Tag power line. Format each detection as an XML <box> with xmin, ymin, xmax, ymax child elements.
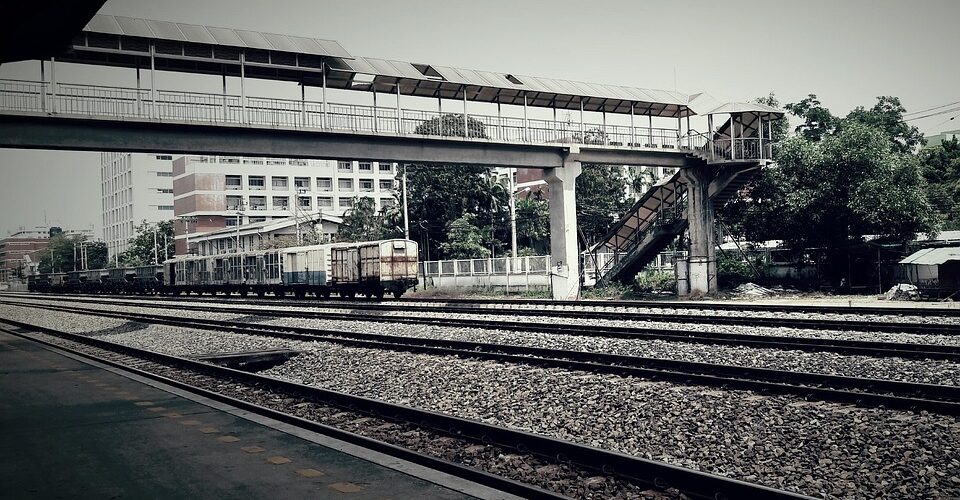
<box><xmin>904</xmin><ymin>100</ymin><xmax>960</xmax><ymax>117</ymax></box>
<box><xmin>905</xmin><ymin>106</ymin><xmax>960</xmax><ymax>122</ymax></box>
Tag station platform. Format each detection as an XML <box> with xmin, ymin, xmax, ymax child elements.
<box><xmin>0</xmin><ymin>330</ymin><xmax>512</xmax><ymax>500</ymax></box>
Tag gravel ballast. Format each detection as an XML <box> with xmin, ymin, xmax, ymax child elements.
<box><xmin>3</xmin><ymin>299</ymin><xmax>959</xmax><ymax>386</ymax></box>
<box><xmin>3</xmin><ymin>302</ymin><xmax>960</xmax><ymax>498</ymax></box>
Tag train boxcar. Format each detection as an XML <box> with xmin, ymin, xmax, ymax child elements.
<box><xmin>29</xmin><ymin>238</ymin><xmax>420</xmax><ymax>299</ymax></box>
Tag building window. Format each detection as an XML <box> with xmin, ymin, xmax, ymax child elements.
<box><xmin>249</xmin><ymin>176</ymin><xmax>266</xmax><ymax>190</ymax></box>
<box><xmin>317</xmin><ymin>196</ymin><xmax>333</xmax><ymax>208</ymax></box>
<box><xmin>249</xmin><ymin>216</ymin><xmax>267</xmax><ymax>223</ymax></box>
<box><xmin>289</xmin><ymin>159</ymin><xmax>308</xmax><ymax>166</ymax></box>
<box><xmin>272</xmin><ymin>196</ymin><xmax>289</xmax><ymax>210</ymax></box>
<box><xmin>381</xmin><ymin>198</ymin><xmax>396</xmax><ymax>208</ymax></box>
<box><xmin>316</xmin><ymin>177</ymin><xmax>333</xmax><ymax>191</ymax></box>
<box><xmin>157</xmin><ymin>205</ymin><xmax>174</xmax><ymax>210</ymax></box>
<box><xmin>157</xmin><ymin>188</ymin><xmax>174</xmax><ymax>194</ymax></box>
<box><xmin>298</xmin><ymin>196</ymin><xmax>312</xmax><ymax>209</ymax></box>
<box><xmin>337</xmin><ymin>161</ymin><xmax>353</xmax><ymax>172</ymax></box>
<box><xmin>226</xmin><ymin>195</ymin><xmax>243</xmax><ymax>210</ymax></box>
<box><xmin>358</xmin><ymin>161</ymin><xmax>373</xmax><ymax>172</ymax></box>
<box><xmin>359</xmin><ymin>178</ymin><xmax>374</xmax><ymax>192</ymax></box>
<box><xmin>339</xmin><ymin>197</ymin><xmax>354</xmax><ymax>209</ymax></box>
<box><xmin>378</xmin><ymin>161</ymin><xmax>393</xmax><ymax>173</ymax></box>
<box><xmin>225</xmin><ymin>218</ymin><xmax>239</xmax><ymax>227</ymax></box>
<box><xmin>155</xmin><ymin>155</ymin><xmax>173</xmax><ymax>160</ymax></box>
<box><xmin>225</xmin><ymin>175</ymin><xmax>242</xmax><ymax>190</ymax></box>
<box><xmin>379</xmin><ymin>179</ymin><xmax>394</xmax><ymax>191</ymax></box>
<box><xmin>156</xmin><ymin>171</ymin><xmax>173</xmax><ymax>177</ymax></box>
<box><xmin>272</xmin><ymin>176</ymin><xmax>288</xmax><ymax>190</ymax></box>
<box><xmin>294</xmin><ymin>177</ymin><xmax>311</xmax><ymax>191</ymax></box>
<box><xmin>249</xmin><ymin>196</ymin><xmax>267</xmax><ymax>210</ymax></box>
<box><xmin>338</xmin><ymin>178</ymin><xmax>354</xmax><ymax>191</ymax></box>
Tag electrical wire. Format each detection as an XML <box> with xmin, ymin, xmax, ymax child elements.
<box><xmin>904</xmin><ymin>106</ymin><xmax>960</xmax><ymax>122</ymax></box>
<box><xmin>904</xmin><ymin>100</ymin><xmax>960</xmax><ymax>117</ymax></box>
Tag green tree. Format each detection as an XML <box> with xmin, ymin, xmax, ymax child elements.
<box><xmin>920</xmin><ymin>137</ymin><xmax>960</xmax><ymax>229</ymax></box>
<box><xmin>843</xmin><ymin>96</ymin><xmax>924</xmax><ymax>153</ymax></box>
<box><xmin>785</xmin><ymin>94</ymin><xmax>839</xmax><ymax>141</ymax></box>
<box><xmin>515</xmin><ymin>197</ymin><xmax>550</xmax><ymax>254</ymax></box>
<box><xmin>577</xmin><ymin>165</ymin><xmax>631</xmax><ymax>245</ymax></box>
<box><xmin>398</xmin><ymin>114</ymin><xmax>512</xmax><ymax>259</ymax></box>
<box><xmin>440</xmin><ymin>214</ymin><xmax>490</xmax><ymax>259</ymax></box>
<box><xmin>37</xmin><ymin>234</ymin><xmax>106</xmax><ymax>272</ymax></box>
<box><xmin>722</xmin><ymin>122</ymin><xmax>938</xmax><ymax>283</ymax></box>
<box><xmin>335</xmin><ymin>197</ymin><xmax>400</xmax><ymax>242</ymax></box>
<box><xmin>119</xmin><ymin>220</ymin><xmax>175</xmax><ymax>266</ymax></box>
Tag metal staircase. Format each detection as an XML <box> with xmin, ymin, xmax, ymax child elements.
<box><xmin>589</xmin><ymin>115</ymin><xmax>769</xmax><ymax>286</ymax></box>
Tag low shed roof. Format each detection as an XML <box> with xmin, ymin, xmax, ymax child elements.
<box><xmin>899</xmin><ymin>247</ymin><xmax>960</xmax><ymax>266</ymax></box>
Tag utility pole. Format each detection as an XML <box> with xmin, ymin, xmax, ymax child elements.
<box><xmin>509</xmin><ymin>169</ymin><xmax>518</xmax><ymax>258</ymax></box>
<box><xmin>402</xmin><ymin>164</ymin><xmax>410</xmax><ymax>240</ymax></box>
<box><xmin>73</xmin><ymin>241</ymin><xmax>77</xmax><ymax>271</ymax></box>
<box><xmin>153</xmin><ymin>227</ymin><xmax>159</xmax><ymax>265</ymax></box>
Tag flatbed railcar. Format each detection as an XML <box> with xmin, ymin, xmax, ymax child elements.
<box><xmin>27</xmin><ymin>239</ymin><xmax>419</xmax><ymax>299</ymax></box>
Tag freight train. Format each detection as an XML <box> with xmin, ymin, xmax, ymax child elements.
<box><xmin>27</xmin><ymin>239</ymin><xmax>419</xmax><ymax>299</ymax></box>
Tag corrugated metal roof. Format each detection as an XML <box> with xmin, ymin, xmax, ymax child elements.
<box><xmin>702</xmin><ymin>101</ymin><xmax>784</xmax><ymax>116</ymax></box>
<box><xmin>84</xmin><ymin>14</ymin><xmax>352</xmax><ymax>58</ymax></box>
<box><xmin>899</xmin><ymin>247</ymin><xmax>960</xmax><ymax>266</ymax></box>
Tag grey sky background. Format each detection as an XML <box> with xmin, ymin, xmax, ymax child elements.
<box><xmin>1</xmin><ymin>0</ymin><xmax>958</xmax><ymax>237</ymax></box>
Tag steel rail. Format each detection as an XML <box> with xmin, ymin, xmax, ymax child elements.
<box><xmin>0</xmin><ymin>318</ymin><xmax>811</xmax><ymax>500</ymax></box>
<box><xmin>6</xmin><ymin>291</ymin><xmax>955</xmax><ymax>334</ymax></box>
<box><xmin>12</xmin><ymin>300</ymin><xmax>960</xmax><ymax>416</ymax></box>
<box><xmin>3</xmin><ymin>296</ymin><xmax>958</xmax><ymax>362</ymax></box>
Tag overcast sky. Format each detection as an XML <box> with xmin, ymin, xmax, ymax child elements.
<box><xmin>1</xmin><ymin>0</ymin><xmax>958</xmax><ymax>237</ymax></box>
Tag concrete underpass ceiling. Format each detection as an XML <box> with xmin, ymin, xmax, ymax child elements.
<box><xmin>0</xmin><ymin>1</ymin><xmax>106</xmax><ymax>64</ymax></box>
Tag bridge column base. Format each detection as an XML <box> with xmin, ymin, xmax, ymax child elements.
<box><xmin>545</xmin><ymin>156</ymin><xmax>582</xmax><ymax>300</ymax></box>
<box><xmin>680</xmin><ymin>165</ymin><xmax>717</xmax><ymax>296</ymax></box>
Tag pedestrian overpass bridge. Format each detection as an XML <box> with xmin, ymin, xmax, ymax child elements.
<box><xmin>0</xmin><ymin>13</ymin><xmax>784</xmax><ymax>299</ymax></box>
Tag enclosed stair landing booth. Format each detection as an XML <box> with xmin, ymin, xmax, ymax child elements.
<box><xmin>590</xmin><ymin>102</ymin><xmax>784</xmax><ymax>296</ymax></box>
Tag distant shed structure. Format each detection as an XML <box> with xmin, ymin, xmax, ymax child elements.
<box><xmin>898</xmin><ymin>247</ymin><xmax>960</xmax><ymax>294</ymax></box>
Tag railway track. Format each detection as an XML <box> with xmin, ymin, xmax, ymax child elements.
<box><xmin>3</xmin><ymin>296</ymin><xmax>958</xmax><ymax>362</ymax></box>
<box><xmin>8</xmin><ymin>299</ymin><xmax>960</xmax><ymax>416</ymax></box>
<box><xmin>0</xmin><ymin>318</ymin><xmax>811</xmax><ymax>500</ymax></box>
<box><xmin>5</xmin><ymin>291</ymin><xmax>955</xmax><ymax>335</ymax></box>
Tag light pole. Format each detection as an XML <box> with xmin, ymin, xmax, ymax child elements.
<box><xmin>402</xmin><ymin>163</ymin><xmax>410</xmax><ymax>240</ymax></box>
<box><xmin>508</xmin><ymin>169</ymin><xmax>517</xmax><ymax>258</ymax></box>
<box><xmin>235</xmin><ymin>201</ymin><xmax>246</xmax><ymax>252</ymax></box>
<box><xmin>180</xmin><ymin>216</ymin><xmax>199</xmax><ymax>255</ymax></box>
<box><xmin>153</xmin><ymin>227</ymin><xmax>159</xmax><ymax>265</ymax></box>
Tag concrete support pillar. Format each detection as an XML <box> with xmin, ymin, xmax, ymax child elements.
<box><xmin>680</xmin><ymin>165</ymin><xmax>717</xmax><ymax>296</ymax></box>
<box><xmin>545</xmin><ymin>155</ymin><xmax>582</xmax><ymax>300</ymax></box>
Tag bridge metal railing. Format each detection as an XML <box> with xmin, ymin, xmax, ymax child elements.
<box><xmin>0</xmin><ymin>78</ymin><xmax>743</xmax><ymax>159</ymax></box>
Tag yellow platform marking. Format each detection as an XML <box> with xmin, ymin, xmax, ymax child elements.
<box><xmin>179</xmin><ymin>420</ymin><xmax>202</xmax><ymax>426</ymax></box>
<box><xmin>241</xmin><ymin>446</ymin><xmax>265</xmax><ymax>454</ymax></box>
<box><xmin>146</xmin><ymin>407</ymin><xmax>167</xmax><ymax>413</ymax></box>
<box><xmin>199</xmin><ymin>427</ymin><xmax>219</xmax><ymax>434</ymax></box>
<box><xmin>164</xmin><ymin>412</ymin><xmax>183</xmax><ymax>419</ymax></box>
<box><xmin>329</xmin><ymin>482</ymin><xmax>364</xmax><ymax>493</ymax></box>
<box><xmin>295</xmin><ymin>468</ymin><xmax>325</xmax><ymax>478</ymax></box>
<box><xmin>266</xmin><ymin>456</ymin><xmax>291</xmax><ymax>465</ymax></box>
<box><xmin>217</xmin><ymin>436</ymin><xmax>240</xmax><ymax>443</ymax></box>
<box><xmin>134</xmin><ymin>401</ymin><xmax>154</xmax><ymax>407</ymax></box>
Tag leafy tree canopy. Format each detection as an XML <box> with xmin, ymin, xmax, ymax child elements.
<box><xmin>336</xmin><ymin>197</ymin><xmax>401</xmax><ymax>243</ymax></box>
<box><xmin>515</xmin><ymin>197</ymin><xmax>550</xmax><ymax>254</ymax></box>
<box><xmin>37</xmin><ymin>235</ymin><xmax>107</xmax><ymax>273</ymax></box>
<box><xmin>119</xmin><ymin>220</ymin><xmax>175</xmax><ymax>266</ymax></box>
<box><xmin>720</xmin><ymin>122</ymin><xmax>938</xmax><ymax>281</ymax></box>
<box><xmin>920</xmin><ymin>138</ymin><xmax>960</xmax><ymax>229</ymax></box>
<box><xmin>577</xmin><ymin>165</ymin><xmax>631</xmax><ymax>245</ymax></box>
<box><xmin>440</xmin><ymin>213</ymin><xmax>490</xmax><ymax>259</ymax></box>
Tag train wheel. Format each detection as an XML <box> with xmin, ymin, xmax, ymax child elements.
<box><xmin>275</xmin><ymin>289</ymin><xmax>286</xmax><ymax>298</ymax></box>
<box><xmin>375</xmin><ymin>289</ymin><xmax>385</xmax><ymax>300</ymax></box>
<box><xmin>239</xmin><ymin>288</ymin><xmax>248</xmax><ymax>297</ymax></box>
<box><xmin>392</xmin><ymin>290</ymin><xmax>404</xmax><ymax>299</ymax></box>
<box><xmin>256</xmin><ymin>290</ymin><xmax>265</xmax><ymax>298</ymax></box>
<box><xmin>295</xmin><ymin>289</ymin><xmax>306</xmax><ymax>299</ymax></box>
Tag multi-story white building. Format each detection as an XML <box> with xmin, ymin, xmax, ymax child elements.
<box><xmin>172</xmin><ymin>156</ymin><xmax>399</xmax><ymax>255</ymax></box>
<box><xmin>100</xmin><ymin>153</ymin><xmax>175</xmax><ymax>260</ymax></box>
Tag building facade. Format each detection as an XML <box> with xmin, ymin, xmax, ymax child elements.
<box><xmin>100</xmin><ymin>153</ymin><xmax>175</xmax><ymax>260</ymax></box>
<box><xmin>0</xmin><ymin>227</ymin><xmax>97</xmax><ymax>280</ymax></box>
<box><xmin>924</xmin><ymin>129</ymin><xmax>960</xmax><ymax>150</ymax></box>
<box><xmin>172</xmin><ymin>156</ymin><xmax>398</xmax><ymax>255</ymax></box>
